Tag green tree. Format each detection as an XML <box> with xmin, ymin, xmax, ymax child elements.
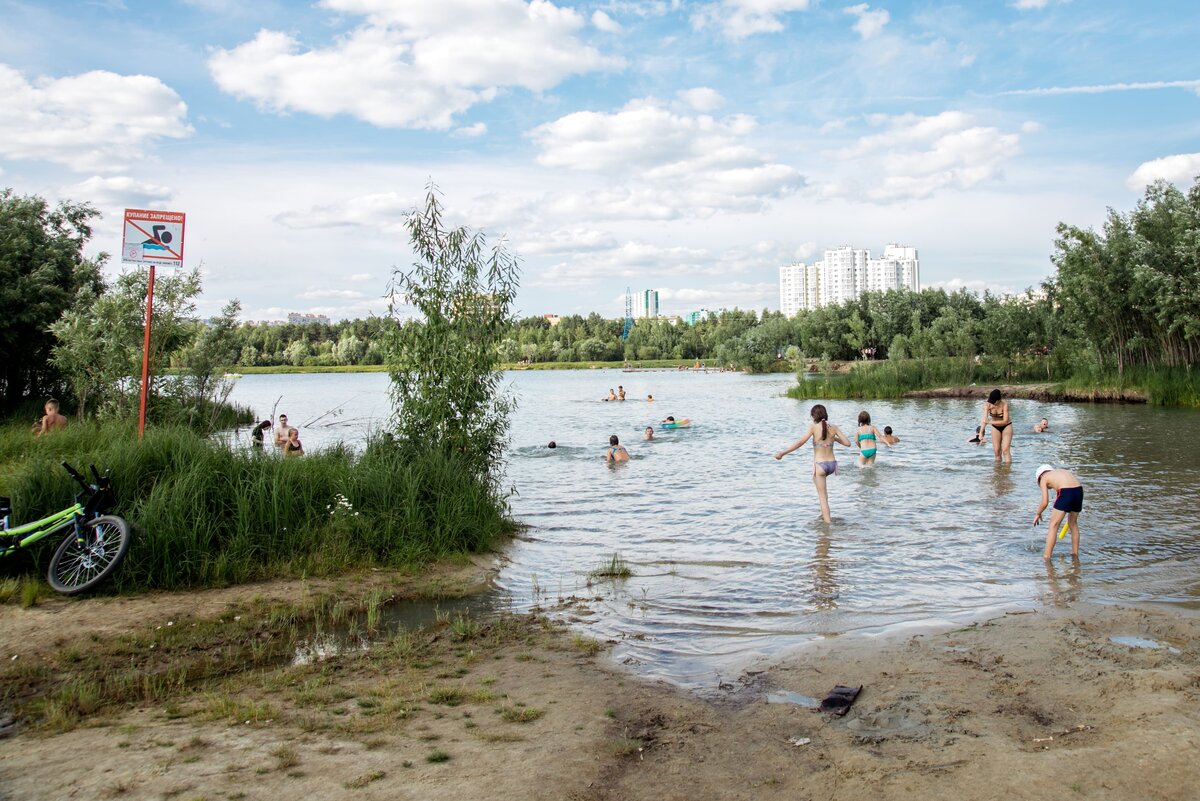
<box><xmin>387</xmin><ymin>189</ymin><xmax>519</xmax><ymax>488</ymax></box>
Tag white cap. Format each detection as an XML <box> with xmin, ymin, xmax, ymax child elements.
<box><xmin>1035</xmin><ymin>464</ymin><xmax>1054</xmax><ymax>485</ymax></box>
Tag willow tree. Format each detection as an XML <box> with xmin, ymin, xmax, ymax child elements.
<box><xmin>386</xmin><ymin>188</ymin><xmax>520</xmax><ymax>489</ymax></box>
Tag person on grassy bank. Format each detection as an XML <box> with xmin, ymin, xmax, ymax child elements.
<box><xmin>774</xmin><ymin>404</ymin><xmax>852</xmax><ymax>524</ymax></box>
<box><xmin>980</xmin><ymin>389</ymin><xmax>1013</xmax><ymax>464</ymax></box>
<box><xmin>1034</xmin><ymin>464</ymin><xmax>1083</xmax><ymax>560</ymax></box>
<box><xmin>32</xmin><ymin>399</ymin><xmax>68</xmax><ymax>437</ymax></box>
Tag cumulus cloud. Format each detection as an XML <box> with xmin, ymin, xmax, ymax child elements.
<box><xmin>591</xmin><ymin>9</ymin><xmax>622</xmax><ymax>32</ymax></box>
<box><xmin>299</xmin><ymin>287</ymin><xmax>369</xmax><ymax>300</ymax></box>
<box><xmin>691</xmin><ymin>0</ymin><xmax>812</xmax><ymax>39</ymax></box>
<box><xmin>677</xmin><ymin>87</ymin><xmax>725</xmax><ymax>113</ymax></box>
<box><xmin>1127</xmin><ymin>153</ymin><xmax>1200</xmax><ymax>191</ymax></box>
<box><xmin>823</xmin><ymin>111</ymin><xmax>1022</xmax><ymax>202</ymax></box>
<box><xmin>0</xmin><ymin>64</ymin><xmax>191</xmax><ymax>172</ymax></box>
<box><xmin>657</xmin><ymin>281</ymin><xmax>777</xmax><ymax>310</ymax></box>
<box><xmin>276</xmin><ymin>191</ymin><xmax>419</xmax><ymax>233</ymax></box>
<box><xmin>63</xmin><ymin>175</ymin><xmax>174</xmax><ymax>208</ymax></box>
<box><xmin>209</xmin><ymin>0</ymin><xmax>622</xmax><ymax>129</ymax></box>
<box><xmin>529</xmin><ymin>98</ymin><xmax>802</xmax><ymax>215</ymax></box>
<box><xmin>843</xmin><ymin>3</ymin><xmax>889</xmax><ymax>40</ymax></box>
<box><xmin>452</xmin><ymin>122</ymin><xmax>488</xmax><ymax>138</ymax></box>
<box><xmin>1012</xmin><ymin>0</ymin><xmax>1049</xmax><ymax>9</ymax></box>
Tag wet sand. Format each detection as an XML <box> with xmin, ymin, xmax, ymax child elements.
<box><xmin>1</xmin><ymin>568</ymin><xmax>1198</xmax><ymax>801</ymax></box>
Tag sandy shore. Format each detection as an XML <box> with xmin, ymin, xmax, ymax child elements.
<box><xmin>1</xmin><ymin>565</ymin><xmax>1198</xmax><ymax>801</ymax></box>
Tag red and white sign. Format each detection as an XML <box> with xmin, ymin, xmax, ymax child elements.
<box><xmin>122</xmin><ymin>209</ymin><xmax>186</xmax><ymax>265</ymax></box>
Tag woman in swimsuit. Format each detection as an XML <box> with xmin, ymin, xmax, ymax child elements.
<box><xmin>774</xmin><ymin>404</ymin><xmax>852</xmax><ymax>523</ymax></box>
<box><xmin>854</xmin><ymin>410</ymin><xmax>888</xmax><ymax>466</ymax></box>
<box><xmin>603</xmin><ymin>434</ymin><xmax>630</xmax><ymax>463</ymax></box>
<box><xmin>979</xmin><ymin>388</ymin><xmax>1013</xmax><ymax>464</ymax></box>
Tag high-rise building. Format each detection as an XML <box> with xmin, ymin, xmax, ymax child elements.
<box><xmin>633</xmin><ymin>289</ymin><xmax>659</xmax><ymax>319</ymax></box>
<box><xmin>779</xmin><ymin>245</ymin><xmax>920</xmax><ymax>316</ymax></box>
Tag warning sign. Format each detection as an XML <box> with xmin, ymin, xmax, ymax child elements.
<box><xmin>122</xmin><ymin>209</ymin><xmax>186</xmax><ymax>265</ymax></box>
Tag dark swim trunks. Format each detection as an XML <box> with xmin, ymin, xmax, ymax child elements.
<box><xmin>1053</xmin><ymin>486</ymin><xmax>1083</xmax><ymax>513</ymax></box>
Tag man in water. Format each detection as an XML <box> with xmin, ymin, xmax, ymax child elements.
<box><xmin>547</xmin><ymin>441</ymin><xmax>557</xmax><ymax>449</ymax></box>
<box><xmin>880</xmin><ymin>426</ymin><xmax>900</xmax><ymax>445</ymax></box>
<box><xmin>646</xmin><ymin>394</ymin><xmax>655</xmax><ymax>402</ymax></box>
<box><xmin>643</xmin><ymin>427</ymin><xmax>654</xmax><ymax>441</ymax></box>
<box><xmin>274</xmin><ymin>414</ymin><xmax>290</xmax><ymax>448</ymax></box>
<box><xmin>1034</xmin><ymin>418</ymin><xmax>1049</xmax><ymax>433</ymax></box>
<box><xmin>604</xmin><ymin>389</ymin><xmax>616</xmax><ymax>401</ymax></box>
<box><xmin>604</xmin><ymin>434</ymin><xmax>630</xmax><ymax>462</ymax></box>
<box><xmin>1034</xmin><ymin>464</ymin><xmax>1083</xmax><ymax>560</ymax></box>
<box><xmin>618</xmin><ymin>386</ymin><xmax>626</xmax><ymax>401</ymax></box>
<box><xmin>33</xmin><ymin>398</ymin><xmax>68</xmax><ymax>436</ymax></box>
<box><xmin>662</xmin><ymin>416</ymin><xmax>676</xmax><ymax>424</ymax></box>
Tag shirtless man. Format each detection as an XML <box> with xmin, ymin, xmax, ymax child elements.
<box><xmin>1033</xmin><ymin>418</ymin><xmax>1049</xmax><ymax>433</ymax></box>
<box><xmin>33</xmin><ymin>399</ymin><xmax>68</xmax><ymax>436</ymax></box>
<box><xmin>274</xmin><ymin>414</ymin><xmax>290</xmax><ymax>448</ymax></box>
<box><xmin>1033</xmin><ymin>465</ymin><xmax>1084</xmax><ymax>560</ymax></box>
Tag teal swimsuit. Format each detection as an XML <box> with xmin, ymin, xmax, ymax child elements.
<box><xmin>857</xmin><ymin>430</ymin><xmax>877</xmax><ymax>459</ymax></box>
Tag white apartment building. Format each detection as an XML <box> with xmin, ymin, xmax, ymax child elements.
<box><xmin>779</xmin><ymin>244</ymin><xmax>920</xmax><ymax>316</ymax></box>
<box><xmin>633</xmin><ymin>289</ymin><xmax>659</xmax><ymax>319</ymax></box>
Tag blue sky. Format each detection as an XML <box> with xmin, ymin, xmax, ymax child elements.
<box><xmin>1</xmin><ymin>0</ymin><xmax>1197</xmax><ymax>321</ymax></box>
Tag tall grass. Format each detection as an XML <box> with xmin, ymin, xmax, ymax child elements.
<box><xmin>0</xmin><ymin>423</ymin><xmax>514</xmax><ymax>591</ymax></box>
<box><xmin>1061</xmin><ymin>365</ymin><xmax>1200</xmax><ymax>407</ymax></box>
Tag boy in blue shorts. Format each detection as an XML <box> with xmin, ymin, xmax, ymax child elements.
<box><xmin>1033</xmin><ymin>464</ymin><xmax>1083</xmax><ymax>560</ymax></box>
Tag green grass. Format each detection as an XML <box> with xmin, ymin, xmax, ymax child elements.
<box><xmin>587</xmin><ymin>553</ymin><xmax>632</xmax><ymax>583</ymax></box>
<box><xmin>0</xmin><ymin>422</ymin><xmax>515</xmax><ymax>592</ymax></box>
<box><xmin>1061</xmin><ymin>365</ymin><xmax>1200</xmax><ymax>407</ymax></box>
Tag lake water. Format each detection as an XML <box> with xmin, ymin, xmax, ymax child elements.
<box><xmin>228</xmin><ymin>370</ymin><xmax>1200</xmax><ymax>689</ymax></box>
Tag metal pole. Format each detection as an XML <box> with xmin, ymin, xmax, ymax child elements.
<box><xmin>137</xmin><ymin>264</ymin><xmax>156</xmax><ymax>440</ymax></box>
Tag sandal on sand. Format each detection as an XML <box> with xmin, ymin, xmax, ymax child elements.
<box><xmin>819</xmin><ymin>684</ymin><xmax>862</xmax><ymax>716</ymax></box>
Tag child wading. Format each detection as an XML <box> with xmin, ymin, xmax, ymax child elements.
<box><xmin>1033</xmin><ymin>464</ymin><xmax>1083</xmax><ymax>560</ymax></box>
<box><xmin>774</xmin><ymin>405</ymin><xmax>852</xmax><ymax>524</ymax></box>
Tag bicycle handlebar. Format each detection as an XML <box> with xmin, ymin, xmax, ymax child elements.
<box><xmin>61</xmin><ymin>462</ymin><xmax>92</xmax><ymax>493</ymax></box>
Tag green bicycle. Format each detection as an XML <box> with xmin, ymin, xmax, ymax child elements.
<box><xmin>0</xmin><ymin>462</ymin><xmax>131</xmax><ymax>595</ymax></box>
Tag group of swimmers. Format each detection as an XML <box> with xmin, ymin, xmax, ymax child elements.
<box><xmin>602</xmin><ymin>385</ymin><xmax>654</xmax><ymax>403</ymax></box>
<box><xmin>250</xmin><ymin>414</ymin><xmax>304</xmax><ymax>457</ymax></box>
<box><xmin>775</xmin><ymin>388</ymin><xmax>1084</xmax><ymax>561</ymax></box>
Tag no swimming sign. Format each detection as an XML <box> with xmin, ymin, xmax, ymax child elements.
<box><xmin>122</xmin><ymin>208</ymin><xmax>186</xmax><ymax>265</ymax></box>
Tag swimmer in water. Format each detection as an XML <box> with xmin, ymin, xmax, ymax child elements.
<box><xmin>967</xmin><ymin>425</ymin><xmax>987</xmax><ymax>444</ymax></box>
<box><xmin>1034</xmin><ymin>417</ymin><xmax>1049</xmax><ymax>433</ymax></box>
<box><xmin>604</xmin><ymin>388</ymin><xmax>617</xmax><ymax>401</ymax></box>
<box><xmin>774</xmin><ymin>404</ymin><xmax>852</xmax><ymax>524</ymax></box>
<box><xmin>853</xmin><ymin>410</ymin><xmax>889</xmax><ymax>466</ymax></box>
<box><xmin>547</xmin><ymin>441</ymin><xmax>557</xmax><ymax>449</ymax></box>
<box><xmin>646</xmin><ymin>394</ymin><xmax>654</xmax><ymax>402</ymax></box>
<box><xmin>643</xmin><ymin>426</ymin><xmax>654</xmax><ymax>441</ymax></box>
<box><xmin>880</xmin><ymin>425</ymin><xmax>899</xmax><ymax>445</ymax></box>
<box><xmin>604</xmin><ymin>434</ymin><xmax>630</xmax><ymax>463</ymax></box>
<box><xmin>662</xmin><ymin>416</ymin><xmax>676</xmax><ymax>424</ymax></box>
<box><xmin>618</xmin><ymin>385</ymin><xmax>626</xmax><ymax>401</ymax></box>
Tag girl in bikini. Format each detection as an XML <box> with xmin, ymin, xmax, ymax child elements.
<box><xmin>854</xmin><ymin>410</ymin><xmax>889</xmax><ymax>466</ymax></box>
<box><xmin>979</xmin><ymin>388</ymin><xmax>1013</xmax><ymax>464</ymax></box>
<box><xmin>774</xmin><ymin>404</ymin><xmax>852</xmax><ymax>523</ymax></box>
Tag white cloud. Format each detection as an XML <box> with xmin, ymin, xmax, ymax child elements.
<box><xmin>452</xmin><ymin>122</ymin><xmax>488</xmax><ymax>138</ymax></box>
<box><xmin>677</xmin><ymin>87</ymin><xmax>725</xmax><ymax>113</ymax></box>
<box><xmin>209</xmin><ymin>0</ymin><xmax>623</xmax><ymax>130</ymax></box>
<box><xmin>515</xmin><ymin>227</ymin><xmax>619</xmax><ymax>256</ymax></box>
<box><xmin>823</xmin><ymin>111</ymin><xmax>1022</xmax><ymax>202</ymax></box>
<box><xmin>1012</xmin><ymin>0</ymin><xmax>1049</xmax><ymax>9</ymax></box>
<box><xmin>1020</xmin><ymin>120</ymin><xmax>1042</xmax><ymax>134</ymax></box>
<box><xmin>930</xmin><ymin>277</ymin><xmax>1017</xmax><ymax>297</ymax></box>
<box><xmin>528</xmin><ymin>98</ymin><xmax>802</xmax><ymax>216</ymax></box>
<box><xmin>0</xmin><ymin>64</ymin><xmax>191</xmax><ymax>172</ymax></box>
<box><xmin>299</xmin><ymin>287</ymin><xmax>368</xmax><ymax>300</ymax></box>
<box><xmin>63</xmin><ymin>175</ymin><xmax>174</xmax><ymax>208</ymax></box>
<box><xmin>1127</xmin><ymin>153</ymin><xmax>1200</xmax><ymax>191</ymax></box>
<box><xmin>843</xmin><ymin>3</ymin><xmax>890</xmax><ymax>40</ymax></box>
<box><xmin>691</xmin><ymin>0</ymin><xmax>812</xmax><ymax>40</ymax></box>
<box><xmin>276</xmin><ymin>192</ymin><xmax>419</xmax><ymax>233</ymax></box>
<box><xmin>657</xmin><ymin>281</ymin><xmax>777</xmax><ymax>311</ymax></box>
<box><xmin>591</xmin><ymin>9</ymin><xmax>622</xmax><ymax>32</ymax></box>
<box><xmin>348</xmin><ymin>273</ymin><xmax>373</xmax><ymax>281</ymax></box>
<box><xmin>998</xmin><ymin>79</ymin><xmax>1200</xmax><ymax>97</ymax></box>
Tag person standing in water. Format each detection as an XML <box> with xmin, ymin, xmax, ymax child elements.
<box><xmin>618</xmin><ymin>386</ymin><xmax>626</xmax><ymax>401</ymax></box>
<box><xmin>643</xmin><ymin>426</ymin><xmax>654</xmax><ymax>441</ymax></box>
<box><xmin>853</xmin><ymin>410</ymin><xmax>889</xmax><ymax>466</ymax></box>
<box><xmin>979</xmin><ymin>388</ymin><xmax>1013</xmax><ymax>464</ymax></box>
<box><xmin>774</xmin><ymin>404</ymin><xmax>852</xmax><ymax>523</ymax></box>
<box><xmin>604</xmin><ymin>434</ymin><xmax>630</xmax><ymax>462</ymax></box>
<box><xmin>1034</xmin><ymin>464</ymin><xmax>1083</xmax><ymax>560</ymax></box>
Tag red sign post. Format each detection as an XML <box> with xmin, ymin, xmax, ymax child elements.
<box><xmin>121</xmin><ymin>209</ymin><xmax>186</xmax><ymax>439</ymax></box>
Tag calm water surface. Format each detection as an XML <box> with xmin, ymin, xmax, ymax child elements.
<box><xmin>228</xmin><ymin>370</ymin><xmax>1200</xmax><ymax>689</ymax></box>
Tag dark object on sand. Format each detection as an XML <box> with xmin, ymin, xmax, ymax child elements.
<box><xmin>819</xmin><ymin>684</ymin><xmax>862</xmax><ymax>716</ymax></box>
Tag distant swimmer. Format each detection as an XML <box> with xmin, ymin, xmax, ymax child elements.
<box><xmin>1034</xmin><ymin>417</ymin><xmax>1049</xmax><ymax>433</ymax></box>
<box><xmin>979</xmin><ymin>388</ymin><xmax>1013</xmax><ymax>464</ymax></box>
<box><xmin>854</xmin><ymin>410</ymin><xmax>889</xmax><ymax>466</ymax></box>
<box><xmin>548</xmin><ymin>441</ymin><xmax>557</xmax><ymax>449</ymax></box>
<box><xmin>662</xmin><ymin>415</ymin><xmax>675</xmax><ymax>424</ymax></box>
<box><xmin>660</xmin><ymin>416</ymin><xmax>690</xmax><ymax>428</ymax></box>
<box><xmin>1034</xmin><ymin>464</ymin><xmax>1083</xmax><ymax>560</ymax></box>
<box><xmin>644</xmin><ymin>426</ymin><xmax>654</xmax><ymax>441</ymax></box>
<box><xmin>880</xmin><ymin>426</ymin><xmax>900</xmax><ymax>445</ymax></box>
<box><xmin>646</xmin><ymin>394</ymin><xmax>655</xmax><ymax>402</ymax></box>
<box><xmin>618</xmin><ymin>385</ymin><xmax>626</xmax><ymax>401</ymax></box>
<box><xmin>605</xmin><ymin>388</ymin><xmax>617</xmax><ymax>402</ymax></box>
<box><xmin>774</xmin><ymin>404</ymin><xmax>852</xmax><ymax>524</ymax></box>
<box><xmin>967</xmin><ymin>425</ymin><xmax>987</xmax><ymax>444</ymax></box>
<box><xmin>604</xmin><ymin>434</ymin><xmax>630</xmax><ymax>463</ymax></box>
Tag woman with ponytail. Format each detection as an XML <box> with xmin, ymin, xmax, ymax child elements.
<box><xmin>774</xmin><ymin>404</ymin><xmax>852</xmax><ymax>523</ymax></box>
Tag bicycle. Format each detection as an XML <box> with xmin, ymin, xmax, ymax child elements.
<box><xmin>0</xmin><ymin>462</ymin><xmax>131</xmax><ymax>595</ymax></box>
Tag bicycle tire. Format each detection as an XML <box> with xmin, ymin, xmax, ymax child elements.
<box><xmin>47</xmin><ymin>515</ymin><xmax>132</xmax><ymax>595</ymax></box>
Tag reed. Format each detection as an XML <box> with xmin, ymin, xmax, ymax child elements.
<box><xmin>0</xmin><ymin>423</ymin><xmax>514</xmax><ymax>592</ymax></box>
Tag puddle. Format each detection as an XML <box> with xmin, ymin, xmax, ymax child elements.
<box><xmin>291</xmin><ymin>591</ymin><xmax>507</xmax><ymax>666</ymax></box>
<box><xmin>766</xmin><ymin>691</ymin><xmax>820</xmax><ymax>708</ymax></box>
<box><xmin>942</xmin><ymin>645</ymin><xmax>970</xmax><ymax>653</ymax></box>
<box><xmin>1109</xmin><ymin>635</ymin><xmax>1180</xmax><ymax>654</ymax></box>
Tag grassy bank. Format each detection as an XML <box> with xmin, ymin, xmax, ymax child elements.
<box><xmin>788</xmin><ymin>358</ymin><xmax>1199</xmax><ymax>407</ymax></box>
<box><xmin>0</xmin><ymin>423</ymin><xmax>514</xmax><ymax>592</ymax></box>
<box><xmin>235</xmin><ymin>359</ymin><xmax>720</xmax><ymax>374</ymax></box>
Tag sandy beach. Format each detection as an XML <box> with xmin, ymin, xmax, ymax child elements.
<box><xmin>1</xmin><ymin>561</ymin><xmax>1197</xmax><ymax>801</ymax></box>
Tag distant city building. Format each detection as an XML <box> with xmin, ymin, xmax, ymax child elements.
<box><xmin>633</xmin><ymin>289</ymin><xmax>659</xmax><ymax>320</ymax></box>
<box><xmin>287</xmin><ymin>312</ymin><xmax>332</xmax><ymax>325</ymax></box>
<box><xmin>543</xmin><ymin>313</ymin><xmax>561</xmax><ymax>326</ymax></box>
<box><xmin>661</xmin><ymin>315</ymin><xmax>682</xmax><ymax>326</ymax></box>
<box><xmin>779</xmin><ymin>244</ymin><xmax>920</xmax><ymax>316</ymax></box>
<box><xmin>683</xmin><ymin>308</ymin><xmax>711</xmax><ymax>325</ymax></box>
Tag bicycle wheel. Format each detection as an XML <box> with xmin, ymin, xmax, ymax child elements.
<box><xmin>47</xmin><ymin>515</ymin><xmax>132</xmax><ymax>595</ymax></box>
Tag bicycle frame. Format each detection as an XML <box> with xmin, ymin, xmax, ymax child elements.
<box><xmin>0</xmin><ymin>503</ymin><xmax>84</xmax><ymax>557</ymax></box>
